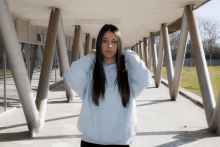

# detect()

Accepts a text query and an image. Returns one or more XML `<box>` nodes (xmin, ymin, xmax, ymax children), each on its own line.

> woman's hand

<box><xmin>88</xmin><ymin>49</ymin><xmax>96</xmax><ymax>57</ymax></box>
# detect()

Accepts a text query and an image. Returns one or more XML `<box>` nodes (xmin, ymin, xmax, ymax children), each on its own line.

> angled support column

<box><xmin>35</xmin><ymin>8</ymin><xmax>60</xmax><ymax>133</ymax></box>
<box><xmin>155</xmin><ymin>29</ymin><xmax>164</xmax><ymax>88</ymax></box>
<box><xmin>136</xmin><ymin>43</ymin><xmax>139</xmax><ymax>56</ymax></box>
<box><xmin>0</xmin><ymin>0</ymin><xmax>39</xmax><ymax>133</ymax></box>
<box><xmin>135</xmin><ymin>45</ymin><xmax>137</xmax><ymax>53</ymax></box>
<box><xmin>56</xmin><ymin>14</ymin><xmax>75</xmax><ymax>102</ymax></box>
<box><xmin>68</xmin><ymin>49</ymin><xmax>72</xmax><ymax>66</ymax></box>
<box><xmin>143</xmin><ymin>37</ymin><xmax>148</xmax><ymax>67</ymax></box>
<box><xmin>84</xmin><ymin>33</ymin><xmax>90</xmax><ymax>55</ymax></box>
<box><xmin>79</xmin><ymin>28</ymin><xmax>84</xmax><ymax>59</ymax></box>
<box><xmin>37</xmin><ymin>34</ymin><xmax>44</xmax><ymax>68</ymax></box>
<box><xmin>54</xmin><ymin>45</ymin><xmax>62</xmax><ymax>77</ymax></box>
<box><xmin>54</xmin><ymin>41</ymin><xmax>62</xmax><ymax>77</ymax></box>
<box><xmin>162</xmin><ymin>24</ymin><xmax>174</xmax><ymax>95</ymax></box>
<box><xmin>30</xmin><ymin>45</ymin><xmax>38</xmax><ymax>82</ymax></box>
<box><xmin>185</xmin><ymin>5</ymin><xmax>216</xmax><ymax>131</ymax></box>
<box><xmin>72</xmin><ymin>26</ymin><xmax>81</xmax><ymax>62</ymax></box>
<box><xmin>37</xmin><ymin>45</ymin><xmax>43</xmax><ymax>67</ymax></box>
<box><xmin>170</xmin><ymin>11</ymin><xmax>188</xmax><ymax>100</ymax></box>
<box><xmin>23</xmin><ymin>44</ymin><xmax>31</xmax><ymax>80</ymax></box>
<box><xmin>92</xmin><ymin>38</ymin><xmax>96</xmax><ymax>49</ymax></box>
<box><xmin>147</xmin><ymin>38</ymin><xmax>152</xmax><ymax>71</ymax></box>
<box><xmin>150</xmin><ymin>32</ymin><xmax>158</xmax><ymax>86</ymax></box>
<box><xmin>139</xmin><ymin>41</ymin><xmax>143</xmax><ymax>60</ymax></box>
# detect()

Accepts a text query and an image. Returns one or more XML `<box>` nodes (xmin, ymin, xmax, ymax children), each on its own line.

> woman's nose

<box><xmin>108</xmin><ymin>43</ymin><xmax>112</xmax><ymax>48</ymax></box>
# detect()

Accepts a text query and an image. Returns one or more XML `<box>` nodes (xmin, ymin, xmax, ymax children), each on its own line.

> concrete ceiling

<box><xmin>7</xmin><ymin>0</ymin><xmax>209</xmax><ymax>48</ymax></box>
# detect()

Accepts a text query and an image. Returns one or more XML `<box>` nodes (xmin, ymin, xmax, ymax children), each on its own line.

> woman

<box><xmin>64</xmin><ymin>24</ymin><xmax>152</xmax><ymax>146</ymax></box>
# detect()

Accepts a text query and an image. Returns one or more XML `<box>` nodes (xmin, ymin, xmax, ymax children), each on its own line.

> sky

<box><xmin>195</xmin><ymin>0</ymin><xmax>220</xmax><ymax>25</ymax></box>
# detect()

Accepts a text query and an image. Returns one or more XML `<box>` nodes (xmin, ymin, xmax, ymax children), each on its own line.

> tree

<box><xmin>169</xmin><ymin>30</ymin><xmax>180</xmax><ymax>61</ymax></box>
<box><xmin>186</xmin><ymin>40</ymin><xmax>194</xmax><ymax>66</ymax></box>
<box><xmin>154</xmin><ymin>31</ymin><xmax>180</xmax><ymax>62</ymax></box>
<box><xmin>197</xmin><ymin>16</ymin><xmax>220</xmax><ymax>66</ymax></box>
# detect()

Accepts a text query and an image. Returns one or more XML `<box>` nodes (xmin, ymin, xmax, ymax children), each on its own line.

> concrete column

<box><xmin>37</xmin><ymin>45</ymin><xmax>43</xmax><ymax>67</ymax></box>
<box><xmin>185</xmin><ymin>5</ymin><xmax>215</xmax><ymax>126</ymax></box>
<box><xmin>170</xmin><ymin>12</ymin><xmax>188</xmax><ymax>100</ymax></box>
<box><xmin>139</xmin><ymin>41</ymin><xmax>143</xmax><ymax>60</ymax></box>
<box><xmin>150</xmin><ymin>32</ymin><xmax>158</xmax><ymax>87</ymax></box>
<box><xmin>92</xmin><ymin>38</ymin><xmax>96</xmax><ymax>49</ymax></box>
<box><xmin>72</xmin><ymin>25</ymin><xmax>81</xmax><ymax>62</ymax></box>
<box><xmin>23</xmin><ymin>44</ymin><xmax>31</xmax><ymax>80</ymax></box>
<box><xmin>84</xmin><ymin>33</ymin><xmax>90</xmax><ymax>55</ymax></box>
<box><xmin>3</xmin><ymin>49</ymin><xmax>7</xmax><ymax>112</ymax></box>
<box><xmin>135</xmin><ymin>45</ymin><xmax>137</xmax><ymax>53</ymax></box>
<box><xmin>143</xmin><ymin>37</ymin><xmax>148</xmax><ymax>66</ymax></box>
<box><xmin>0</xmin><ymin>0</ymin><xmax>39</xmax><ymax>133</ymax></box>
<box><xmin>68</xmin><ymin>49</ymin><xmax>72</xmax><ymax>66</ymax></box>
<box><xmin>56</xmin><ymin>14</ymin><xmax>75</xmax><ymax>102</ymax></box>
<box><xmin>54</xmin><ymin>45</ymin><xmax>62</xmax><ymax>77</ymax></box>
<box><xmin>30</xmin><ymin>45</ymin><xmax>38</xmax><ymax>82</ymax></box>
<box><xmin>35</xmin><ymin>8</ymin><xmax>60</xmax><ymax>133</ymax></box>
<box><xmin>54</xmin><ymin>42</ymin><xmax>62</xmax><ymax>77</ymax></box>
<box><xmin>155</xmin><ymin>27</ymin><xmax>164</xmax><ymax>88</ymax></box>
<box><xmin>147</xmin><ymin>39</ymin><xmax>152</xmax><ymax>71</ymax></box>
<box><xmin>162</xmin><ymin>24</ymin><xmax>174</xmax><ymax>96</ymax></box>
<box><xmin>136</xmin><ymin>43</ymin><xmax>139</xmax><ymax>55</ymax></box>
<box><xmin>79</xmin><ymin>29</ymin><xmax>84</xmax><ymax>59</ymax></box>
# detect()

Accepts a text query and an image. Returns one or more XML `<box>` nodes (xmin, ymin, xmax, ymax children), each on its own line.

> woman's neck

<box><xmin>103</xmin><ymin>56</ymin><xmax>116</xmax><ymax>65</ymax></box>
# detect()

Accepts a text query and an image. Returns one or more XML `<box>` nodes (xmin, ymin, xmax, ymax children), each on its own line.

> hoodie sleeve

<box><xmin>124</xmin><ymin>50</ymin><xmax>152</xmax><ymax>98</ymax></box>
<box><xmin>63</xmin><ymin>54</ymin><xmax>95</xmax><ymax>100</ymax></box>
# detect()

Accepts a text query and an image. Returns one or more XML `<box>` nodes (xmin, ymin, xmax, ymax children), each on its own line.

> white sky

<box><xmin>195</xmin><ymin>0</ymin><xmax>220</xmax><ymax>26</ymax></box>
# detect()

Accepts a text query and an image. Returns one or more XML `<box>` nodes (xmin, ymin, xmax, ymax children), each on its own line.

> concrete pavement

<box><xmin>0</xmin><ymin>70</ymin><xmax>220</xmax><ymax>147</ymax></box>
<box><xmin>0</xmin><ymin>69</ymin><xmax>64</xmax><ymax>115</ymax></box>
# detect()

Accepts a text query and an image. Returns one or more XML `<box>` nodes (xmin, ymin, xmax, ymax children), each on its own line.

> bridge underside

<box><xmin>1</xmin><ymin>0</ymin><xmax>220</xmax><ymax>143</ymax></box>
<box><xmin>7</xmin><ymin>0</ymin><xmax>208</xmax><ymax>47</ymax></box>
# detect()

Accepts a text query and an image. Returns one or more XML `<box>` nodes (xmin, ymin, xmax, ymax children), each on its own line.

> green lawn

<box><xmin>152</xmin><ymin>66</ymin><xmax>220</xmax><ymax>102</ymax></box>
<box><xmin>1</xmin><ymin>69</ymin><xmax>41</xmax><ymax>77</ymax></box>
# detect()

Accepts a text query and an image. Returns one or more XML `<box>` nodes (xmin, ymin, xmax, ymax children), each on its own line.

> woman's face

<box><xmin>101</xmin><ymin>31</ymin><xmax>118</xmax><ymax>59</ymax></box>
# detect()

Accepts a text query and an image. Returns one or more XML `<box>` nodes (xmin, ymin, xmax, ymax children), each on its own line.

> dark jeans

<box><xmin>81</xmin><ymin>140</ymin><xmax>130</xmax><ymax>147</ymax></box>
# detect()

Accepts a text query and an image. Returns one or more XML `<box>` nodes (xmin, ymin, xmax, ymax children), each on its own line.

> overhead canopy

<box><xmin>7</xmin><ymin>0</ymin><xmax>209</xmax><ymax>48</ymax></box>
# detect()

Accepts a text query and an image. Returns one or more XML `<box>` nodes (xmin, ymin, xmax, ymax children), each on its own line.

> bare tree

<box><xmin>186</xmin><ymin>40</ymin><xmax>194</xmax><ymax>66</ymax></box>
<box><xmin>169</xmin><ymin>30</ymin><xmax>180</xmax><ymax>61</ymax></box>
<box><xmin>197</xmin><ymin>16</ymin><xmax>220</xmax><ymax>66</ymax></box>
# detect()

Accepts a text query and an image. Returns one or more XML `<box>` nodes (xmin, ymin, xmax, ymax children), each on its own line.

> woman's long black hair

<box><xmin>91</xmin><ymin>24</ymin><xmax>130</xmax><ymax>108</ymax></box>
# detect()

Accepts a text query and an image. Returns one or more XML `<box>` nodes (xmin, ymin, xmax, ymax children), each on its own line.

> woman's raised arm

<box><xmin>64</xmin><ymin>52</ymin><xmax>95</xmax><ymax>101</ymax></box>
<box><xmin>124</xmin><ymin>50</ymin><xmax>152</xmax><ymax>98</ymax></box>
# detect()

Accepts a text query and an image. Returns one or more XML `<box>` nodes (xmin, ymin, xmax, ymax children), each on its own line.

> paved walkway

<box><xmin>0</xmin><ymin>69</ymin><xmax>220</xmax><ymax>147</ymax></box>
<box><xmin>0</xmin><ymin>68</ymin><xmax>63</xmax><ymax>114</ymax></box>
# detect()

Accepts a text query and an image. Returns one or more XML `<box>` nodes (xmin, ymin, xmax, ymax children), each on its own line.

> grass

<box><xmin>0</xmin><ymin>68</ymin><xmax>41</xmax><ymax>77</ymax></box>
<box><xmin>152</xmin><ymin>66</ymin><xmax>220</xmax><ymax>102</ymax></box>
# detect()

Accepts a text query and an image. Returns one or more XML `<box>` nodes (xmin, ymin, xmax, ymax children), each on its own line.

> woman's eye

<box><xmin>113</xmin><ymin>41</ymin><xmax>117</xmax><ymax>43</ymax></box>
<box><xmin>102</xmin><ymin>40</ymin><xmax>107</xmax><ymax>43</ymax></box>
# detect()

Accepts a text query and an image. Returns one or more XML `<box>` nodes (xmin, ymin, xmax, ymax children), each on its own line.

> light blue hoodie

<box><xmin>64</xmin><ymin>50</ymin><xmax>152</xmax><ymax>145</ymax></box>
